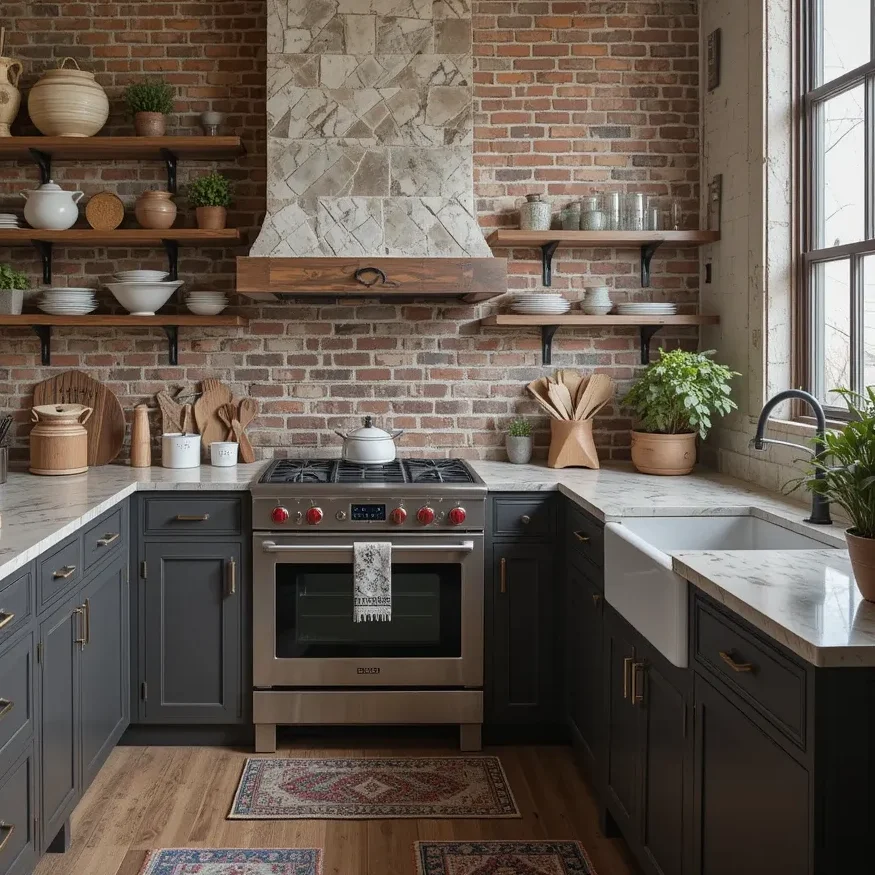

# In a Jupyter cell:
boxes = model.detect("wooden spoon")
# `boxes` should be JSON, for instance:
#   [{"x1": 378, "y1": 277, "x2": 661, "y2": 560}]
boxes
[
  {"x1": 217, "y1": 403, "x2": 237, "y2": 441},
  {"x1": 527, "y1": 378, "x2": 565, "y2": 420},
  {"x1": 547, "y1": 383, "x2": 571, "y2": 420}
]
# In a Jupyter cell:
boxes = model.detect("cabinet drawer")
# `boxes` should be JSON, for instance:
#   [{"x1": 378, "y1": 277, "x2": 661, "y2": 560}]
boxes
[
  {"x1": 492, "y1": 497, "x2": 555, "y2": 539},
  {"x1": 0, "y1": 744, "x2": 36, "y2": 875},
  {"x1": 143, "y1": 497, "x2": 242, "y2": 536},
  {"x1": 37, "y1": 536, "x2": 82, "y2": 614},
  {"x1": 0, "y1": 636, "x2": 33, "y2": 777},
  {"x1": 82, "y1": 505, "x2": 125, "y2": 574},
  {"x1": 566, "y1": 504, "x2": 604, "y2": 570},
  {"x1": 0, "y1": 572, "x2": 31, "y2": 648},
  {"x1": 694, "y1": 597, "x2": 807, "y2": 747}
]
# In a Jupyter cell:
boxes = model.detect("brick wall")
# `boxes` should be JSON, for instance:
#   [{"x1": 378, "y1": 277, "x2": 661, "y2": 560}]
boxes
[{"x1": 0, "y1": 0, "x2": 700, "y2": 462}]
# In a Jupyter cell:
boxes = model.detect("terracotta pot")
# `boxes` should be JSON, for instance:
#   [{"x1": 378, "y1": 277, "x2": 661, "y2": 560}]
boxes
[
  {"x1": 134, "y1": 111, "x2": 166, "y2": 137},
  {"x1": 135, "y1": 190, "x2": 177, "y2": 230},
  {"x1": 0, "y1": 57, "x2": 23, "y2": 137},
  {"x1": 196, "y1": 206, "x2": 227, "y2": 230},
  {"x1": 845, "y1": 530, "x2": 875, "y2": 601},
  {"x1": 28, "y1": 57, "x2": 108, "y2": 137},
  {"x1": 630, "y1": 430, "x2": 696, "y2": 476}
]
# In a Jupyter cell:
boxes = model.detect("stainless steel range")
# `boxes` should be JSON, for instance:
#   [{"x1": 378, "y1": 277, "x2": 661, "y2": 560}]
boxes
[{"x1": 251, "y1": 458, "x2": 487, "y2": 753}]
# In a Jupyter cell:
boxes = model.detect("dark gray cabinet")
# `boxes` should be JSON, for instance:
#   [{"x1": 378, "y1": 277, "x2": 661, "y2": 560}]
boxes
[
  {"x1": 141, "y1": 541, "x2": 243, "y2": 723},
  {"x1": 0, "y1": 742, "x2": 38, "y2": 875}
]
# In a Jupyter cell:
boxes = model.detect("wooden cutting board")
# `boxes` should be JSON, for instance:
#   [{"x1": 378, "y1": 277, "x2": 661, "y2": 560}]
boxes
[
  {"x1": 194, "y1": 379, "x2": 233, "y2": 451},
  {"x1": 32, "y1": 370, "x2": 126, "y2": 466}
]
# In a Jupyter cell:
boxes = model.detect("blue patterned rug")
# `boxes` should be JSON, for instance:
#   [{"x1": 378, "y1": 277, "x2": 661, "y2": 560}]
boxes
[
  {"x1": 138, "y1": 848, "x2": 322, "y2": 874},
  {"x1": 414, "y1": 841, "x2": 596, "y2": 874}
]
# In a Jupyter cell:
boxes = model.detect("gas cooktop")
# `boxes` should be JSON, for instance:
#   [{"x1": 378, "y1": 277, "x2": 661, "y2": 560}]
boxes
[{"x1": 260, "y1": 458, "x2": 478, "y2": 486}]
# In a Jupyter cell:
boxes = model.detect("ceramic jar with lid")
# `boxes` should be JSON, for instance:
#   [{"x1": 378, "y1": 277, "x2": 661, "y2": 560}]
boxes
[
  {"x1": 135, "y1": 190, "x2": 177, "y2": 230},
  {"x1": 519, "y1": 194, "x2": 552, "y2": 231},
  {"x1": 29, "y1": 404, "x2": 93, "y2": 476},
  {"x1": 0, "y1": 57, "x2": 23, "y2": 137},
  {"x1": 20, "y1": 181, "x2": 84, "y2": 230},
  {"x1": 28, "y1": 57, "x2": 109, "y2": 137}
]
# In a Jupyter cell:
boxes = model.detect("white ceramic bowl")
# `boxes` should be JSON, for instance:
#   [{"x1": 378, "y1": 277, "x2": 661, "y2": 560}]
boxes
[
  {"x1": 113, "y1": 270, "x2": 169, "y2": 282},
  {"x1": 107, "y1": 280, "x2": 184, "y2": 316},
  {"x1": 186, "y1": 301, "x2": 227, "y2": 316}
]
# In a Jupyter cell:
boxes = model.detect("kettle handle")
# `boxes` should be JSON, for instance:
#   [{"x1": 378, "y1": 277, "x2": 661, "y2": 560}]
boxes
[
  {"x1": 6, "y1": 61, "x2": 22, "y2": 88},
  {"x1": 72, "y1": 192, "x2": 84, "y2": 204},
  {"x1": 30, "y1": 409, "x2": 39, "y2": 423},
  {"x1": 78, "y1": 407, "x2": 93, "y2": 425},
  {"x1": 334, "y1": 429, "x2": 348, "y2": 440},
  {"x1": 58, "y1": 57, "x2": 81, "y2": 71},
  {"x1": 19, "y1": 191, "x2": 27, "y2": 201},
  {"x1": 390, "y1": 429, "x2": 404, "y2": 440}
]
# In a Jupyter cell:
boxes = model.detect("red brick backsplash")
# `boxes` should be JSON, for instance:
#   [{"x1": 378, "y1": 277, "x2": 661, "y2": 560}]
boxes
[{"x1": 0, "y1": 1, "x2": 700, "y2": 462}]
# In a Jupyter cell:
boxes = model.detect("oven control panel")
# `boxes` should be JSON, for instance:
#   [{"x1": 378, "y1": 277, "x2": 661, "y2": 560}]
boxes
[{"x1": 351, "y1": 503, "x2": 387, "y2": 522}]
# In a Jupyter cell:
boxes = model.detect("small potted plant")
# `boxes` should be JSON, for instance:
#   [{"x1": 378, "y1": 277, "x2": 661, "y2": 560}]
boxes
[
  {"x1": 622, "y1": 348, "x2": 738, "y2": 475},
  {"x1": 799, "y1": 387, "x2": 875, "y2": 601},
  {"x1": 187, "y1": 172, "x2": 232, "y2": 230},
  {"x1": 0, "y1": 264, "x2": 28, "y2": 315},
  {"x1": 506, "y1": 418, "x2": 534, "y2": 465},
  {"x1": 124, "y1": 79, "x2": 174, "y2": 136}
]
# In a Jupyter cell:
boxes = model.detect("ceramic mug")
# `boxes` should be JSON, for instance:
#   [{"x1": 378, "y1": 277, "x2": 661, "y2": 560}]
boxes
[
  {"x1": 210, "y1": 441, "x2": 239, "y2": 467},
  {"x1": 162, "y1": 433, "x2": 201, "y2": 469}
]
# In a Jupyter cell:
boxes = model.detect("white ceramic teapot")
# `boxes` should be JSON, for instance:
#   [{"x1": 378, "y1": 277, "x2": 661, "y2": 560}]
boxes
[
  {"x1": 20, "y1": 181, "x2": 84, "y2": 230},
  {"x1": 334, "y1": 416, "x2": 404, "y2": 464}
]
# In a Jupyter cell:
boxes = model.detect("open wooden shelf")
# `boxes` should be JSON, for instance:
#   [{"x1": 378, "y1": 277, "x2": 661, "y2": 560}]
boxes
[
  {"x1": 481, "y1": 313, "x2": 720, "y2": 364},
  {"x1": 485, "y1": 229, "x2": 720, "y2": 288},
  {"x1": 0, "y1": 314, "x2": 248, "y2": 366}
]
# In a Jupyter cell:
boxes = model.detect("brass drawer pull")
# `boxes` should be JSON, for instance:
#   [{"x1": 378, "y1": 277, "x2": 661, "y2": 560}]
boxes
[
  {"x1": 0, "y1": 699, "x2": 14, "y2": 721},
  {"x1": 74, "y1": 606, "x2": 86, "y2": 645},
  {"x1": 574, "y1": 531, "x2": 590, "y2": 543},
  {"x1": 176, "y1": 514, "x2": 210, "y2": 522},
  {"x1": 500, "y1": 557, "x2": 507, "y2": 594},
  {"x1": 631, "y1": 661, "x2": 646, "y2": 705},
  {"x1": 0, "y1": 612, "x2": 14, "y2": 630},
  {"x1": 0, "y1": 822, "x2": 14, "y2": 852},
  {"x1": 52, "y1": 565, "x2": 76, "y2": 580},
  {"x1": 227, "y1": 558, "x2": 237, "y2": 596},
  {"x1": 520, "y1": 514, "x2": 531, "y2": 525},
  {"x1": 97, "y1": 532, "x2": 120, "y2": 547},
  {"x1": 719, "y1": 650, "x2": 754, "y2": 673},
  {"x1": 623, "y1": 656, "x2": 632, "y2": 699}
]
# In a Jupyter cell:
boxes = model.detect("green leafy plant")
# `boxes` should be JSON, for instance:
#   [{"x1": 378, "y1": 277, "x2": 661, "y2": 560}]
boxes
[
  {"x1": 187, "y1": 172, "x2": 232, "y2": 208},
  {"x1": 0, "y1": 265, "x2": 28, "y2": 291},
  {"x1": 508, "y1": 418, "x2": 532, "y2": 438},
  {"x1": 124, "y1": 80, "x2": 174, "y2": 116},
  {"x1": 622, "y1": 348, "x2": 739, "y2": 440}
]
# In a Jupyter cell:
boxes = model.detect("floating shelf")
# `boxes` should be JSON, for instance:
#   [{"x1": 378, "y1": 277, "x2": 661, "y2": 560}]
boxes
[
  {"x1": 481, "y1": 313, "x2": 720, "y2": 364},
  {"x1": 0, "y1": 136, "x2": 246, "y2": 194},
  {"x1": 0, "y1": 228, "x2": 242, "y2": 284},
  {"x1": 485, "y1": 230, "x2": 720, "y2": 288},
  {"x1": 0, "y1": 314, "x2": 248, "y2": 366}
]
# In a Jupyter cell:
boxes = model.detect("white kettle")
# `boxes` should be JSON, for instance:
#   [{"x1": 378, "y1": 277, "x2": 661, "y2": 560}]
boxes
[
  {"x1": 335, "y1": 416, "x2": 404, "y2": 464},
  {"x1": 21, "y1": 180, "x2": 84, "y2": 230}
]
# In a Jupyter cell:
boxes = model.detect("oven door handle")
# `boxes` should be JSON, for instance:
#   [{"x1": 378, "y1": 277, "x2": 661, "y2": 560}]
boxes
[{"x1": 260, "y1": 540, "x2": 475, "y2": 554}]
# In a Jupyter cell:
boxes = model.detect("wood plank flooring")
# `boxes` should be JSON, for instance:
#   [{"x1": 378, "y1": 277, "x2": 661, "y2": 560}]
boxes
[{"x1": 34, "y1": 740, "x2": 638, "y2": 875}]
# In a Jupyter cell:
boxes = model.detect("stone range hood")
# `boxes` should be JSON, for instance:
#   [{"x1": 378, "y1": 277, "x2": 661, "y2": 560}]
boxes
[{"x1": 236, "y1": 0, "x2": 506, "y2": 301}]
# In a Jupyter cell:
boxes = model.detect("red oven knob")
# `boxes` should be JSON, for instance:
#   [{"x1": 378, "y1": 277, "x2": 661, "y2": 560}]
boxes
[
  {"x1": 271, "y1": 506, "x2": 290, "y2": 524},
  {"x1": 390, "y1": 507, "x2": 407, "y2": 525},
  {"x1": 448, "y1": 506, "x2": 467, "y2": 526},
  {"x1": 306, "y1": 507, "x2": 324, "y2": 526},
  {"x1": 416, "y1": 506, "x2": 435, "y2": 525}
]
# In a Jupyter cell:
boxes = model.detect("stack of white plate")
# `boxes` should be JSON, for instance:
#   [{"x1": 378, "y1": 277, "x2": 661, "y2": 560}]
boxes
[
  {"x1": 0, "y1": 213, "x2": 22, "y2": 229},
  {"x1": 615, "y1": 302, "x2": 678, "y2": 316},
  {"x1": 113, "y1": 270, "x2": 169, "y2": 283},
  {"x1": 38, "y1": 288, "x2": 98, "y2": 315},
  {"x1": 510, "y1": 293, "x2": 571, "y2": 315},
  {"x1": 186, "y1": 291, "x2": 229, "y2": 316}
]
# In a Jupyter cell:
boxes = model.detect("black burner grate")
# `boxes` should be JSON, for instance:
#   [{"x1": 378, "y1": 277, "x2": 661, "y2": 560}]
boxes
[
  {"x1": 260, "y1": 458, "x2": 476, "y2": 485},
  {"x1": 402, "y1": 459, "x2": 475, "y2": 484},
  {"x1": 261, "y1": 460, "x2": 335, "y2": 484},
  {"x1": 334, "y1": 460, "x2": 407, "y2": 483}
]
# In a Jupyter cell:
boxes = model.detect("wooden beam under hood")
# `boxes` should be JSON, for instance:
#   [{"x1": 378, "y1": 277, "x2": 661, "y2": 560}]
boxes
[{"x1": 236, "y1": 256, "x2": 507, "y2": 303}]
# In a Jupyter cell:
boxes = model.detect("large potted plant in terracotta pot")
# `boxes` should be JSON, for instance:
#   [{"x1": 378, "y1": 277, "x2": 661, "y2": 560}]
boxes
[
  {"x1": 623, "y1": 348, "x2": 738, "y2": 475},
  {"x1": 187, "y1": 172, "x2": 232, "y2": 230},
  {"x1": 124, "y1": 79, "x2": 174, "y2": 136},
  {"x1": 801, "y1": 387, "x2": 875, "y2": 601}
]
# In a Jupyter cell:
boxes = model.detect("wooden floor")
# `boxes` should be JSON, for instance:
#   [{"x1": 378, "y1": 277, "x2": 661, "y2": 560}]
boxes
[{"x1": 34, "y1": 739, "x2": 638, "y2": 875}]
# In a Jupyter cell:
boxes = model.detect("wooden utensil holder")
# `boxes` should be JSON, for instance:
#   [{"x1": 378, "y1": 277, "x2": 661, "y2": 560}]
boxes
[{"x1": 547, "y1": 419, "x2": 600, "y2": 469}]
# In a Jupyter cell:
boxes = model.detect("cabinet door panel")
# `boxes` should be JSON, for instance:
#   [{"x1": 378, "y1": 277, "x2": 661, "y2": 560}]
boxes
[
  {"x1": 143, "y1": 542, "x2": 242, "y2": 723},
  {"x1": 0, "y1": 743, "x2": 38, "y2": 875}
]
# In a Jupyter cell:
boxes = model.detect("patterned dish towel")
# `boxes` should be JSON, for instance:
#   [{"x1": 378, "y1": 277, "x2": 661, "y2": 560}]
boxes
[{"x1": 353, "y1": 541, "x2": 392, "y2": 622}]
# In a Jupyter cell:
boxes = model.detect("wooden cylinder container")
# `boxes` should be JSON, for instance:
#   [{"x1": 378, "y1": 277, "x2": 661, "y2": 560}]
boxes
[{"x1": 29, "y1": 404, "x2": 92, "y2": 476}]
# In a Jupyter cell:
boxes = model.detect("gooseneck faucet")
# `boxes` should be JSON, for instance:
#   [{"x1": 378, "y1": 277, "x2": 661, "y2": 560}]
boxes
[{"x1": 752, "y1": 389, "x2": 833, "y2": 525}]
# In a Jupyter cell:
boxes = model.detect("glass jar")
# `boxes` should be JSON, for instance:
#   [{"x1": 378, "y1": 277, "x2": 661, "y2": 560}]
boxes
[
  {"x1": 604, "y1": 192, "x2": 622, "y2": 231},
  {"x1": 624, "y1": 193, "x2": 646, "y2": 231},
  {"x1": 561, "y1": 202, "x2": 581, "y2": 230}
]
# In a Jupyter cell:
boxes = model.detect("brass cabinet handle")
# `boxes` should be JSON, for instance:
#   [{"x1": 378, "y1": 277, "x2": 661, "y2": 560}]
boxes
[
  {"x1": 176, "y1": 514, "x2": 210, "y2": 522},
  {"x1": 623, "y1": 656, "x2": 632, "y2": 699},
  {"x1": 84, "y1": 597, "x2": 91, "y2": 645},
  {"x1": 520, "y1": 514, "x2": 531, "y2": 525},
  {"x1": 500, "y1": 557, "x2": 507, "y2": 594},
  {"x1": 0, "y1": 612, "x2": 14, "y2": 630},
  {"x1": 719, "y1": 650, "x2": 754, "y2": 673},
  {"x1": 0, "y1": 822, "x2": 14, "y2": 853},
  {"x1": 97, "y1": 532, "x2": 120, "y2": 547},
  {"x1": 73, "y1": 607, "x2": 86, "y2": 645},
  {"x1": 574, "y1": 531, "x2": 590, "y2": 543},
  {"x1": 53, "y1": 565, "x2": 76, "y2": 580},
  {"x1": 592, "y1": 593, "x2": 601, "y2": 607},
  {"x1": 632, "y1": 662, "x2": 646, "y2": 705},
  {"x1": 0, "y1": 699, "x2": 14, "y2": 722},
  {"x1": 227, "y1": 558, "x2": 237, "y2": 596}
]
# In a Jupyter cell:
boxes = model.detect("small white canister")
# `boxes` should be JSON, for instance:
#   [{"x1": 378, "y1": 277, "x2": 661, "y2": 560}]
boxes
[
  {"x1": 210, "y1": 441, "x2": 239, "y2": 467},
  {"x1": 162, "y1": 433, "x2": 201, "y2": 469}
]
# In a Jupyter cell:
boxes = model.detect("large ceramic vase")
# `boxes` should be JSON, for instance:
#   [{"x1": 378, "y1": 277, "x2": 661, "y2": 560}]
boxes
[
  {"x1": 0, "y1": 57, "x2": 23, "y2": 137},
  {"x1": 28, "y1": 57, "x2": 109, "y2": 137},
  {"x1": 135, "y1": 190, "x2": 177, "y2": 230},
  {"x1": 845, "y1": 530, "x2": 875, "y2": 601},
  {"x1": 630, "y1": 431, "x2": 696, "y2": 476}
]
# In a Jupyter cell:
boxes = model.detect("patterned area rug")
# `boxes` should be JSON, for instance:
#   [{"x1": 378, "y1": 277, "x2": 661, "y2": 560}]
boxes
[
  {"x1": 229, "y1": 756, "x2": 520, "y2": 819},
  {"x1": 415, "y1": 841, "x2": 597, "y2": 875},
  {"x1": 137, "y1": 848, "x2": 322, "y2": 875}
]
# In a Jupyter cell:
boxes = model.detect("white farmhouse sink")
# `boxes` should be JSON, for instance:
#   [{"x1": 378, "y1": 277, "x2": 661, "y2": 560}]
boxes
[{"x1": 604, "y1": 516, "x2": 835, "y2": 667}]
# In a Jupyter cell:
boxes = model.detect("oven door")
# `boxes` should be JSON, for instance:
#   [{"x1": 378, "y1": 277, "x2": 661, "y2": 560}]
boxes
[{"x1": 253, "y1": 533, "x2": 484, "y2": 688}]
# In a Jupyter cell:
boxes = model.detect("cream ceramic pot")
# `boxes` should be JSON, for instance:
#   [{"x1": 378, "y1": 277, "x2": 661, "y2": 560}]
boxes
[
  {"x1": 334, "y1": 416, "x2": 404, "y2": 464},
  {"x1": 21, "y1": 181, "x2": 84, "y2": 230}
]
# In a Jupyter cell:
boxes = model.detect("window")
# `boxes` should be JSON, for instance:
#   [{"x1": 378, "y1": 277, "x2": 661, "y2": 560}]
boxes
[{"x1": 801, "y1": 1, "x2": 875, "y2": 414}]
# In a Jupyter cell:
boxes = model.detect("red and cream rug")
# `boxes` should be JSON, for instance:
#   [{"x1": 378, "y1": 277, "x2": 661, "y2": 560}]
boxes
[
  {"x1": 229, "y1": 756, "x2": 520, "y2": 819},
  {"x1": 414, "y1": 841, "x2": 597, "y2": 875}
]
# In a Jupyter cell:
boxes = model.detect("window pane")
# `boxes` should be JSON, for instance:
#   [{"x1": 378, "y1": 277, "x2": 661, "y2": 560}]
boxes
[
  {"x1": 814, "y1": 259, "x2": 852, "y2": 408},
  {"x1": 818, "y1": 0, "x2": 871, "y2": 85},
  {"x1": 817, "y1": 85, "x2": 866, "y2": 248},
  {"x1": 863, "y1": 255, "x2": 875, "y2": 391}
]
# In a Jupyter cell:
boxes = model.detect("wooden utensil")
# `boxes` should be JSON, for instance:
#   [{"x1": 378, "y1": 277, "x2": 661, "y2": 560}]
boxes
[
  {"x1": 558, "y1": 368, "x2": 583, "y2": 402},
  {"x1": 130, "y1": 404, "x2": 151, "y2": 468},
  {"x1": 580, "y1": 374, "x2": 614, "y2": 420},
  {"x1": 526, "y1": 378, "x2": 565, "y2": 420},
  {"x1": 217, "y1": 402, "x2": 236, "y2": 441},
  {"x1": 33, "y1": 370, "x2": 124, "y2": 466},
  {"x1": 156, "y1": 390, "x2": 183, "y2": 435},
  {"x1": 547, "y1": 383, "x2": 571, "y2": 420},
  {"x1": 236, "y1": 397, "x2": 258, "y2": 463},
  {"x1": 181, "y1": 403, "x2": 195, "y2": 435},
  {"x1": 194, "y1": 379, "x2": 232, "y2": 451}
]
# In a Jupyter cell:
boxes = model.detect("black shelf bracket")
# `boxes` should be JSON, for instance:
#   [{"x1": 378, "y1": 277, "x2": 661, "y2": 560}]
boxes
[
  {"x1": 32, "y1": 325, "x2": 52, "y2": 366},
  {"x1": 162, "y1": 239, "x2": 179, "y2": 281},
  {"x1": 639, "y1": 325, "x2": 663, "y2": 364},
  {"x1": 28, "y1": 149, "x2": 52, "y2": 184},
  {"x1": 32, "y1": 241, "x2": 53, "y2": 284},
  {"x1": 541, "y1": 241, "x2": 560, "y2": 286},
  {"x1": 541, "y1": 325, "x2": 559, "y2": 365},
  {"x1": 162, "y1": 326, "x2": 180, "y2": 365},
  {"x1": 640, "y1": 241, "x2": 663, "y2": 287},
  {"x1": 160, "y1": 149, "x2": 178, "y2": 194}
]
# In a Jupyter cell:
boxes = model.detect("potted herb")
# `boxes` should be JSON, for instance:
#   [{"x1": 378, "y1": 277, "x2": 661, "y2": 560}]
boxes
[
  {"x1": 800, "y1": 387, "x2": 875, "y2": 600},
  {"x1": 622, "y1": 348, "x2": 738, "y2": 475},
  {"x1": 187, "y1": 172, "x2": 232, "y2": 230},
  {"x1": 0, "y1": 264, "x2": 28, "y2": 315},
  {"x1": 506, "y1": 418, "x2": 533, "y2": 465},
  {"x1": 124, "y1": 79, "x2": 174, "y2": 137}
]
